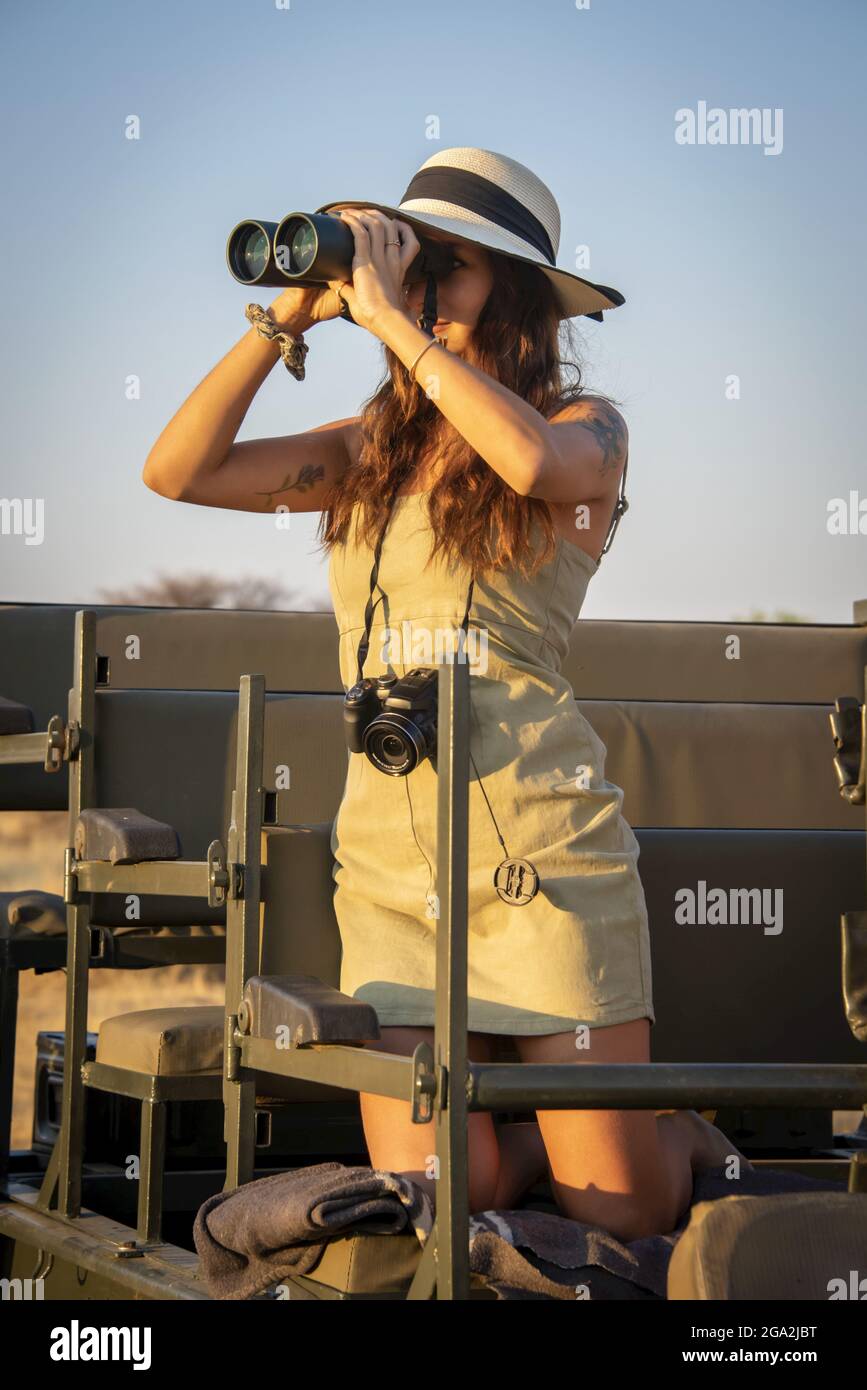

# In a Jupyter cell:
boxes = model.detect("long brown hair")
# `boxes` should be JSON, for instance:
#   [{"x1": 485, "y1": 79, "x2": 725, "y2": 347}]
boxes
[{"x1": 316, "y1": 248, "x2": 618, "y2": 580}]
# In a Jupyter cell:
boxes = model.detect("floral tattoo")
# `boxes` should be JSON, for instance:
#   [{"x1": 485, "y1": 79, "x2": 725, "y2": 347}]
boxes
[{"x1": 254, "y1": 462, "x2": 325, "y2": 510}]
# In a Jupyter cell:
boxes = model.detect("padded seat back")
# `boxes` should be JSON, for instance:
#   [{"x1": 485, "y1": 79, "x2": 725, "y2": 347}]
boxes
[
  {"x1": 1, "y1": 604, "x2": 865, "y2": 1067},
  {"x1": 260, "y1": 823, "x2": 341, "y2": 989},
  {"x1": 4, "y1": 605, "x2": 865, "y2": 824}
]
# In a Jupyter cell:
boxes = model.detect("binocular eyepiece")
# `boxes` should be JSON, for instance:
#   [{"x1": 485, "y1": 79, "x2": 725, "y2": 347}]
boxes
[{"x1": 226, "y1": 211, "x2": 456, "y2": 292}]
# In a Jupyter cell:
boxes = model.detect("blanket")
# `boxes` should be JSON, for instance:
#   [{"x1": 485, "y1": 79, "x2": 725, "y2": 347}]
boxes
[
  {"x1": 193, "y1": 1162, "x2": 433, "y2": 1300},
  {"x1": 193, "y1": 1159, "x2": 848, "y2": 1301}
]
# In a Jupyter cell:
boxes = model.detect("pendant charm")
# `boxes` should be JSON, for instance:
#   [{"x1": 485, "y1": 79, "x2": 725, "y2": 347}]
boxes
[{"x1": 494, "y1": 857, "x2": 539, "y2": 906}]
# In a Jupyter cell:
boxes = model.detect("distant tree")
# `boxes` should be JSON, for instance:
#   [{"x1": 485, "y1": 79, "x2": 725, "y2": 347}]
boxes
[
  {"x1": 98, "y1": 571, "x2": 331, "y2": 611},
  {"x1": 730, "y1": 607, "x2": 812, "y2": 624}
]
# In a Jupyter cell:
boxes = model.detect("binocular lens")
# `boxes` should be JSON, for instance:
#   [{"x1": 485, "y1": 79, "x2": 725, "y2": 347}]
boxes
[
  {"x1": 273, "y1": 217, "x2": 317, "y2": 277},
  {"x1": 228, "y1": 224, "x2": 270, "y2": 284}
]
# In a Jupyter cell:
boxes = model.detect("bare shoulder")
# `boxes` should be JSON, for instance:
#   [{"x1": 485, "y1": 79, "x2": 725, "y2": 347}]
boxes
[
  {"x1": 541, "y1": 397, "x2": 629, "y2": 557},
  {"x1": 547, "y1": 395, "x2": 629, "y2": 475},
  {"x1": 548, "y1": 393, "x2": 626, "y2": 422}
]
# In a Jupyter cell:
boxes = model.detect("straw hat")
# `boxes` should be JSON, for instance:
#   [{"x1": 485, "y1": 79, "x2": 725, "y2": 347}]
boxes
[{"x1": 316, "y1": 146, "x2": 624, "y2": 323}]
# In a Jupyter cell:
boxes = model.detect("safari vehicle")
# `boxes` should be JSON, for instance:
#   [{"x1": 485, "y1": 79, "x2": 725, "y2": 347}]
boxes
[{"x1": 1, "y1": 596, "x2": 867, "y2": 1302}]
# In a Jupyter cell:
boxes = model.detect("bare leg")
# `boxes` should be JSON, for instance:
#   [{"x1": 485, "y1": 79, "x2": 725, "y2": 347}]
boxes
[
  {"x1": 491, "y1": 1121, "x2": 549, "y2": 1209},
  {"x1": 360, "y1": 1027, "x2": 503, "y2": 1215},
  {"x1": 658, "y1": 1109, "x2": 753, "y2": 1177},
  {"x1": 402, "y1": 1111, "x2": 744, "y2": 1230},
  {"x1": 491, "y1": 1110, "x2": 749, "y2": 1226},
  {"x1": 489, "y1": 1107, "x2": 750, "y2": 1221},
  {"x1": 393, "y1": 1121, "x2": 547, "y2": 1215},
  {"x1": 513, "y1": 1024, "x2": 754, "y2": 1242},
  {"x1": 361, "y1": 1025, "x2": 750, "y2": 1230}
]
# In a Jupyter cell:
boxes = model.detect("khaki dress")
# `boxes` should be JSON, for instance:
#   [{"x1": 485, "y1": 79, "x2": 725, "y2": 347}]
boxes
[{"x1": 327, "y1": 491, "x2": 654, "y2": 1035}]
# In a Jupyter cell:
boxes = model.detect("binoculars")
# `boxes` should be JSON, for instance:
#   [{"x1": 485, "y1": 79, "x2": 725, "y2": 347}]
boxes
[{"x1": 226, "y1": 211, "x2": 456, "y2": 301}]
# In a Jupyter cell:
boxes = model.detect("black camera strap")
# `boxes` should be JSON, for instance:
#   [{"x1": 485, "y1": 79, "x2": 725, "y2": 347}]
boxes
[
  {"x1": 351, "y1": 497, "x2": 538, "y2": 907},
  {"x1": 354, "y1": 496, "x2": 474, "y2": 687},
  {"x1": 419, "y1": 271, "x2": 439, "y2": 337},
  {"x1": 353, "y1": 273, "x2": 448, "y2": 688},
  {"x1": 353, "y1": 522, "x2": 389, "y2": 687}
]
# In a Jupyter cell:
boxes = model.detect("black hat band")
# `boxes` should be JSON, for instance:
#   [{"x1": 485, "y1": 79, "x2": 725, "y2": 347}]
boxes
[{"x1": 399, "y1": 166, "x2": 557, "y2": 266}]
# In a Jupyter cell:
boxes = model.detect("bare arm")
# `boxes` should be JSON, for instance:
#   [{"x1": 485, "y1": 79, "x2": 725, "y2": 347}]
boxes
[
  {"x1": 374, "y1": 307, "x2": 550, "y2": 496},
  {"x1": 142, "y1": 305, "x2": 355, "y2": 513}
]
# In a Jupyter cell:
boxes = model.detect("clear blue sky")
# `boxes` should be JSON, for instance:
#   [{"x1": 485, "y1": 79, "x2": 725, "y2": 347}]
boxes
[{"x1": 2, "y1": 0, "x2": 864, "y2": 621}]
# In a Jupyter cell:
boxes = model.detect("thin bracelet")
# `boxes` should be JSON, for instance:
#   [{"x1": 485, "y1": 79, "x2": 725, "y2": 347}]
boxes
[{"x1": 408, "y1": 335, "x2": 446, "y2": 380}]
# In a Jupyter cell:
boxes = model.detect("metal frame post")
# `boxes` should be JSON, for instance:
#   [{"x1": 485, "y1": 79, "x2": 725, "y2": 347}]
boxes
[
  {"x1": 44, "y1": 610, "x2": 96, "y2": 1217},
  {"x1": 433, "y1": 654, "x2": 471, "y2": 1300},
  {"x1": 223, "y1": 673, "x2": 265, "y2": 1190},
  {"x1": 407, "y1": 657, "x2": 471, "y2": 1301}
]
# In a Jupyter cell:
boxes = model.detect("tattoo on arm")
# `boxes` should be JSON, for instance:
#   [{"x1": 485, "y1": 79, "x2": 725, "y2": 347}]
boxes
[
  {"x1": 254, "y1": 461, "x2": 325, "y2": 510},
  {"x1": 574, "y1": 401, "x2": 628, "y2": 480}
]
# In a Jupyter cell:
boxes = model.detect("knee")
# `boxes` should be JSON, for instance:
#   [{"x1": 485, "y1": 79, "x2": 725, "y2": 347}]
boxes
[
  {"x1": 553, "y1": 1184, "x2": 682, "y2": 1243},
  {"x1": 605, "y1": 1195, "x2": 682, "y2": 1242}
]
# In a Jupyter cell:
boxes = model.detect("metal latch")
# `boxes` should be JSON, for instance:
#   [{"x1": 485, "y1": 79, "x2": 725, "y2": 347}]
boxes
[
  {"x1": 830, "y1": 696, "x2": 866, "y2": 806},
  {"x1": 207, "y1": 840, "x2": 230, "y2": 907},
  {"x1": 44, "y1": 714, "x2": 78, "y2": 772},
  {"x1": 411, "y1": 1041, "x2": 438, "y2": 1123}
]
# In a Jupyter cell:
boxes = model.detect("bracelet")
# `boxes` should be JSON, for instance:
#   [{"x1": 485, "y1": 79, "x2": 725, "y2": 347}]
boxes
[
  {"x1": 245, "y1": 303, "x2": 309, "y2": 381},
  {"x1": 408, "y1": 334, "x2": 446, "y2": 381}
]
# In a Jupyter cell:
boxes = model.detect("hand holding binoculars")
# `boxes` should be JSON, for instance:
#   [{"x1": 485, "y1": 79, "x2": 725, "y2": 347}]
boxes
[{"x1": 226, "y1": 211, "x2": 456, "y2": 328}]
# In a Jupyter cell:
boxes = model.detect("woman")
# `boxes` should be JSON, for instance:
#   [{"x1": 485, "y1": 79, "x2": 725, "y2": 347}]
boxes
[{"x1": 144, "y1": 146, "x2": 745, "y2": 1242}]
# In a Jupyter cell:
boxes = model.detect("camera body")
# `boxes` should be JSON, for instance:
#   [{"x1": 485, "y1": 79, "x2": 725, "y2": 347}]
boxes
[{"x1": 343, "y1": 668, "x2": 439, "y2": 776}]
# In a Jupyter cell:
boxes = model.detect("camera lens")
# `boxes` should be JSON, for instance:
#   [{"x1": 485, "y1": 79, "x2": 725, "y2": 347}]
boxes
[
  {"x1": 275, "y1": 217, "x2": 316, "y2": 276},
  {"x1": 229, "y1": 224, "x2": 270, "y2": 283},
  {"x1": 366, "y1": 725, "x2": 413, "y2": 775},
  {"x1": 364, "y1": 714, "x2": 431, "y2": 776}
]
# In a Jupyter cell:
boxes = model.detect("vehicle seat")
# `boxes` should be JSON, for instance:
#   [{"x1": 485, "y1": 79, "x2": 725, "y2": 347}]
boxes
[
  {"x1": 668, "y1": 1191, "x2": 867, "y2": 1298},
  {"x1": 92, "y1": 822, "x2": 366, "y2": 1103}
]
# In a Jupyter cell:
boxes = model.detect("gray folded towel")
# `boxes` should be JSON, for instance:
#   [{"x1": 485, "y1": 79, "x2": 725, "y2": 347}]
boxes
[
  {"x1": 193, "y1": 1162, "x2": 433, "y2": 1300},
  {"x1": 194, "y1": 1159, "x2": 847, "y2": 1301}
]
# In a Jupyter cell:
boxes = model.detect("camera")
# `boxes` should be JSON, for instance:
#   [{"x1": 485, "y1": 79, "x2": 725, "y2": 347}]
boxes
[
  {"x1": 343, "y1": 668, "x2": 439, "y2": 776},
  {"x1": 226, "y1": 210, "x2": 456, "y2": 293}
]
